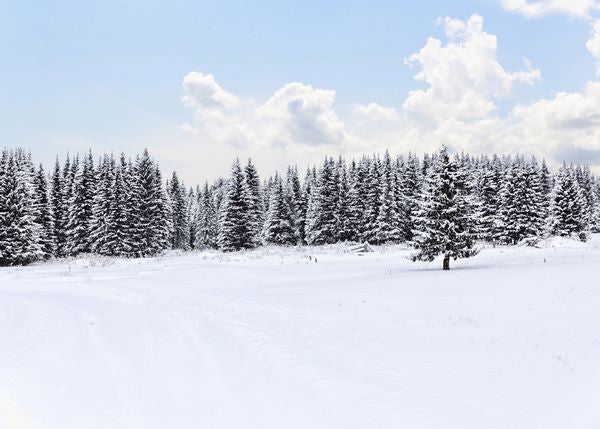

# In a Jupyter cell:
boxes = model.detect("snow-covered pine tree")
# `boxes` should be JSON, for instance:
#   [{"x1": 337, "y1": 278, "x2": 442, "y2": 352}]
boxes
[
  {"x1": 332, "y1": 157, "x2": 353, "y2": 242},
  {"x1": 218, "y1": 159, "x2": 254, "y2": 251},
  {"x1": 168, "y1": 171, "x2": 190, "y2": 250},
  {"x1": 50, "y1": 157, "x2": 68, "y2": 257},
  {"x1": 344, "y1": 159, "x2": 363, "y2": 242},
  {"x1": 477, "y1": 155, "x2": 503, "y2": 243},
  {"x1": 411, "y1": 147, "x2": 478, "y2": 270},
  {"x1": 244, "y1": 159, "x2": 263, "y2": 246},
  {"x1": 374, "y1": 150, "x2": 402, "y2": 244},
  {"x1": 396, "y1": 152, "x2": 421, "y2": 242},
  {"x1": 298, "y1": 166, "x2": 316, "y2": 243},
  {"x1": 305, "y1": 157, "x2": 337, "y2": 245},
  {"x1": 33, "y1": 163, "x2": 55, "y2": 258},
  {"x1": 66, "y1": 151, "x2": 96, "y2": 255},
  {"x1": 0, "y1": 150, "x2": 42, "y2": 266},
  {"x1": 155, "y1": 164, "x2": 173, "y2": 253},
  {"x1": 361, "y1": 155, "x2": 382, "y2": 243},
  {"x1": 187, "y1": 186, "x2": 200, "y2": 249},
  {"x1": 518, "y1": 157, "x2": 546, "y2": 243},
  {"x1": 539, "y1": 158, "x2": 552, "y2": 217},
  {"x1": 195, "y1": 182, "x2": 219, "y2": 249},
  {"x1": 285, "y1": 166, "x2": 303, "y2": 243},
  {"x1": 548, "y1": 165, "x2": 589, "y2": 240},
  {"x1": 575, "y1": 164, "x2": 595, "y2": 226},
  {"x1": 263, "y1": 173, "x2": 296, "y2": 245},
  {"x1": 103, "y1": 161, "x2": 131, "y2": 256},
  {"x1": 498, "y1": 157, "x2": 521, "y2": 245},
  {"x1": 89, "y1": 153, "x2": 115, "y2": 255}
]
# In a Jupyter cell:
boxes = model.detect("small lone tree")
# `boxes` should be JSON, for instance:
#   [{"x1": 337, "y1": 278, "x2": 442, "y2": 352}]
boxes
[{"x1": 411, "y1": 147, "x2": 478, "y2": 270}]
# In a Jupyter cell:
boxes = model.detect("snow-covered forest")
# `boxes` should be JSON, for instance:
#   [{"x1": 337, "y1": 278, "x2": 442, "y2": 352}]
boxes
[{"x1": 0, "y1": 146, "x2": 597, "y2": 267}]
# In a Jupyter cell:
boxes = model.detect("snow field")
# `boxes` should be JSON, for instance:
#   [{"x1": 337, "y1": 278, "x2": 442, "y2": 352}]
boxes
[{"x1": 1, "y1": 236, "x2": 600, "y2": 428}]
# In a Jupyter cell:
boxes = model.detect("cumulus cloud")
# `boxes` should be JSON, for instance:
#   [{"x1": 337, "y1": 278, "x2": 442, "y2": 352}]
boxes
[
  {"x1": 181, "y1": 73, "x2": 351, "y2": 154},
  {"x1": 258, "y1": 83, "x2": 349, "y2": 147},
  {"x1": 587, "y1": 19, "x2": 600, "y2": 74},
  {"x1": 176, "y1": 13, "x2": 600, "y2": 179},
  {"x1": 182, "y1": 72, "x2": 239, "y2": 110},
  {"x1": 352, "y1": 102, "x2": 399, "y2": 121},
  {"x1": 403, "y1": 15, "x2": 540, "y2": 125},
  {"x1": 499, "y1": 0, "x2": 599, "y2": 18}
]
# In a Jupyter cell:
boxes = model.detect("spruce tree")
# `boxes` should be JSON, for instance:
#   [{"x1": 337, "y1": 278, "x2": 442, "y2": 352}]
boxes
[
  {"x1": 332, "y1": 157, "x2": 353, "y2": 242},
  {"x1": 168, "y1": 171, "x2": 190, "y2": 250},
  {"x1": 0, "y1": 151, "x2": 42, "y2": 266},
  {"x1": 218, "y1": 159, "x2": 253, "y2": 251},
  {"x1": 305, "y1": 158, "x2": 337, "y2": 245},
  {"x1": 263, "y1": 174, "x2": 296, "y2": 245},
  {"x1": 411, "y1": 147, "x2": 478, "y2": 270},
  {"x1": 549, "y1": 165, "x2": 589, "y2": 240},
  {"x1": 374, "y1": 151, "x2": 402, "y2": 244},
  {"x1": 195, "y1": 182, "x2": 219, "y2": 249},
  {"x1": 90, "y1": 154, "x2": 115, "y2": 255},
  {"x1": 244, "y1": 159, "x2": 263, "y2": 246},
  {"x1": 66, "y1": 151, "x2": 96, "y2": 255},
  {"x1": 33, "y1": 164, "x2": 55, "y2": 258},
  {"x1": 50, "y1": 157, "x2": 68, "y2": 257}
]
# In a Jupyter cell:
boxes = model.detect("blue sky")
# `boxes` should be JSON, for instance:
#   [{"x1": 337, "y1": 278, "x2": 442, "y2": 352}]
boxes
[{"x1": 1, "y1": 0, "x2": 600, "y2": 181}]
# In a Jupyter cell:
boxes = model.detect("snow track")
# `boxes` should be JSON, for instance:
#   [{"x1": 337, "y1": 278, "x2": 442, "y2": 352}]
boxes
[{"x1": 1, "y1": 238, "x2": 600, "y2": 428}]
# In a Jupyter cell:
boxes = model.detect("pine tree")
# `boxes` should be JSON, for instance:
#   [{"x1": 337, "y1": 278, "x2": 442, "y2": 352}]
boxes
[
  {"x1": 374, "y1": 151, "x2": 402, "y2": 243},
  {"x1": 0, "y1": 151, "x2": 42, "y2": 266},
  {"x1": 397, "y1": 153, "x2": 421, "y2": 242},
  {"x1": 66, "y1": 151, "x2": 96, "y2": 255},
  {"x1": 361, "y1": 155, "x2": 382, "y2": 243},
  {"x1": 187, "y1": 187, "x2": 200, "y2": 249},
  {"x1": 103, "y1": 162, "x2": 131, "y2": 256},
  {"x1": 263, "y1": 173, "x2": 296, "y2": 245},
  {"x1": 33, "y1": 164, "x2": 55, "y2": 258},
  {"x1": 244, "y1": 159, "x2": 263, "y2": 246},
  {"x1": 411, "y1": 147, "x2": 478, "y2": 270},
  {"x1": 218, "y1": 159, "x2": 253, "y2": 251},
  {"x1": 332, "y1": 157, "x2": 353, "y2": 242},
  {"x1": 549, "y1": 165, "x2": 589, "y2": 240},
  {"x1": 345, "y1": 159, "x2": 366, "y2": 242},
  {"x1": 50, "y1": 157, "x2": 68, "y2": 257},
  {"x1": 305, "y1": 158, "x2": 337, "y2": 245},
  {"x1": 195, "y1": 182, "x2": 218, "y2": 249},
  {"x1": 478, "y1": 155, "x2": 503, "y2": 243},
  {"x1": 89, "y1": 154, "x2": 115, "y2": 255},
  {"x1": 285, "y1": 166, "x2": 303, "y2": 243},
  {"x1": 168, "y1": 171, "x2": 190, "y2": 250}
]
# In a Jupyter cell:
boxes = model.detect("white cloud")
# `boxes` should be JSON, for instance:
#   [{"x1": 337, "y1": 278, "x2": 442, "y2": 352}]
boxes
[
  {"x1": 182, "y1": 72, "x2": 239, "y2": 110},
  {"x1": 587, "y1": 19, "x2": 600, "y2": 74},
  {"x1": 352, "y1": 102, "x2": 399, "y2": 121},
  {"x1": 173, "y1": 14, "x2": 600, "y2": 182},
  {"x1": 258, "y1": 83, "x2": 349, "y2": 147},
  {"x1": 499, "y1": 0, "x2": 599, "y2": 19},
  {"x1": 181, "y1": 74, "x2": 351, "y2": 154},
  {"x1": 403, "y1": 15, "x2": 540, "y2": 124}
]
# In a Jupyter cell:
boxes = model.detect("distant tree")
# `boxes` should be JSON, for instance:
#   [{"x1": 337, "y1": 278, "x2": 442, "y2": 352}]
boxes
[
  {"x1": 0, "y1": 151, "x2": 42, "y2": 266},
  {"x1": 66, "y1": 151, "x2": 96, "y2": 255},
  {"x1": 33, "y1": 164, "x2": 55, "y2": 258},
  {"x1": 218, "y1": 159, "x2": 253, "y2": 251},
  {"x1": 244, "y1": 159, "x2": 263, "y2": 246},
  {"x1": 195, "y1": 183, "x2": 219, "y2": 249},
  {"x1": 263, "y1": 174, "x2": 296, "y2": 245},
  {"x1": 168, "y1": 171, "x2": 190, "y2": 250},
  {"x1": 548, "y1": 165, "x2": 589, "y2": 240}
]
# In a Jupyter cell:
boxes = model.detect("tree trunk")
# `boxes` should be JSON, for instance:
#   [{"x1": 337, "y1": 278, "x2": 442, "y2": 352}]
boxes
[{"x1": 443, "y1": 255, "x2": 450, "y2": 270}]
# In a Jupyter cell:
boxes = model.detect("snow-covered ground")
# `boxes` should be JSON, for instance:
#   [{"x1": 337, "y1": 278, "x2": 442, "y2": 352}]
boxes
[{"x1": 1, "y1": 236, "x2": 600, "y2": 429}]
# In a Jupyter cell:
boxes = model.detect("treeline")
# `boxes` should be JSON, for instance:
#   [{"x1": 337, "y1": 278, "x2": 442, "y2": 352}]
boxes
[{"x1": 0, "y1": 146, "x2": 598, "y2": 267}]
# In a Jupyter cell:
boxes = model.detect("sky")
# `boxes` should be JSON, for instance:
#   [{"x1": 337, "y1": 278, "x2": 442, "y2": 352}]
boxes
[{"x1": 1, "y1": 0, "x2": 600, "y2": 183}]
